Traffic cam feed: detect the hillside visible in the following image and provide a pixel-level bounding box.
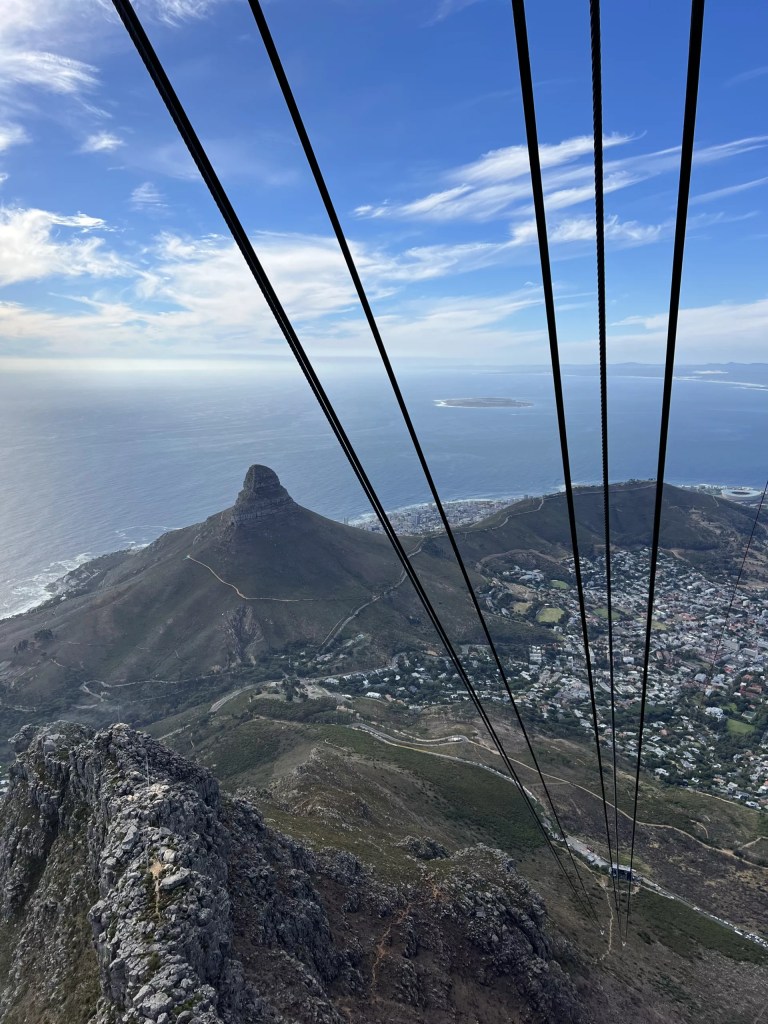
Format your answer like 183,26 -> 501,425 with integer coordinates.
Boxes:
0,466 -> 510,750
0,471 -> 762,760
144,689 -> 768,1024
2,716 -> 762,1024
1,474 -> 767,1022
1,712 -> 765,1024
450,481 -> 765,572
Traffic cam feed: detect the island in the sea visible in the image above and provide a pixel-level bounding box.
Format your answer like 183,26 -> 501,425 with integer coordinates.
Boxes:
434,397 -> 533,408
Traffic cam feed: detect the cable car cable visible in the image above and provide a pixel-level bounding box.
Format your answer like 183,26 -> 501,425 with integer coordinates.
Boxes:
247,0 -> 597,915
110,0 -> 598,922
510,0 -> 619,915
589,0 -> 623,931
625,0 -> 705,928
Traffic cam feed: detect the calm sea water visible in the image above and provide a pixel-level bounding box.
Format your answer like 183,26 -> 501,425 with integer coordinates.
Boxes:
1,360 -> 766,619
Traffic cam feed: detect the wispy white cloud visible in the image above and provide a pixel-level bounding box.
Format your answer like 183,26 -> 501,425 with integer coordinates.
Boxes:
0,0 -> 104,150
428,0 -> 486,26
0,276 -> 547,363
133,0 -> 226,25
141,232 -> 360,323
358,238 -> 509,280
356,134 -> 632,221
0,0 -> 221,148
9,287 -> 768,364
4,0 -> 222,38
690,176 -> 768,205
0,0 -> 71,42
82,131 -> 125,154
610,297 -> 768,362
0,0 -> 248,225
0,206 -> 131,286
359,290 -> 549,361
458,135 -> 626,186
0,231 -> 360,359
725,65 -> 768,88
131,182 -> 167,210
0,51 -> 98,97
0,123 -> 28,151
0,220 -> 662,361
128,136 -> 291,187
3,215 -> 768,363
134,141 -> 199,182
548,214 -> 662,246
503,213 -> 663,250
606,136 -> 768,181
355,134 -> 768,224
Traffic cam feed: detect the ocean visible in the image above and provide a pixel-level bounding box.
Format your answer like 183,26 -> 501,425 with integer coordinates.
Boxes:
1,360 -> 766,620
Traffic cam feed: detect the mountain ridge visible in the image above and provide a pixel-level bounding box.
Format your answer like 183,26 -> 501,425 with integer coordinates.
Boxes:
0,722 -> 594,1024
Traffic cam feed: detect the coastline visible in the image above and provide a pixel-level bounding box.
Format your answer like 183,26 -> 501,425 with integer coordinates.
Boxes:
350,480 -> 764,536
2,479 -> 761,622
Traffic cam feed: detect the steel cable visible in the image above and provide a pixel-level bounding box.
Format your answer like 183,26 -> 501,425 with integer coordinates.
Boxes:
111,0 -> 598,921
247,0 -> 598,917
625,0 -> 706,927
589,0 -> 623,931
510,0 -> 619,914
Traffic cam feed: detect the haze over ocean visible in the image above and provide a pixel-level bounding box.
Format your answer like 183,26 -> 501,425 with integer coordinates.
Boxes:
1,361 -> 766,620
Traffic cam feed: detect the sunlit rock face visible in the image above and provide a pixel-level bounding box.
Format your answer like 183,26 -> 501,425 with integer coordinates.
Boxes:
0,723 -> 591,1024
230,465 -> 297,527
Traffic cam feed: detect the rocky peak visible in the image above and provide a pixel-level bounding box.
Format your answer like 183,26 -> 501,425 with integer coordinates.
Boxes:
230,465 -> 296,528
0,724 -> 592,1024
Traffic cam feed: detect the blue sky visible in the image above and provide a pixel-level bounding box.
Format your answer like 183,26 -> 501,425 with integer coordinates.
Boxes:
0,0 -> 767,366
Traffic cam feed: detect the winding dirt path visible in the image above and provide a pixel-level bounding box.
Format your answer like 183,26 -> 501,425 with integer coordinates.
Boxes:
185,554 -> 318,602
319,539 -> 427,649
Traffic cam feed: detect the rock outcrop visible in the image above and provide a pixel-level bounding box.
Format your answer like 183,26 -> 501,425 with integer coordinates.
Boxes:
0,724 -> 593,1024
229,466 -> 297,528
396,836 -> 449,860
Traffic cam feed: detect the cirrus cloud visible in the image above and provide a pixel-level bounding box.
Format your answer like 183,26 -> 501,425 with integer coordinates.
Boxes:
82,131 -> 125,154
355,133 -> 768,223
0,123 -> 29,152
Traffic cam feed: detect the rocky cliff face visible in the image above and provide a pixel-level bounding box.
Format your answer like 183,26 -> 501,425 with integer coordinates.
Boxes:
230,466 -> 297,528
0,724 -> 593,1024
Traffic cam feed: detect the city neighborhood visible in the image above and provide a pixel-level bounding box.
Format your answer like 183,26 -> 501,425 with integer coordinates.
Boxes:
315,546 -> 768,809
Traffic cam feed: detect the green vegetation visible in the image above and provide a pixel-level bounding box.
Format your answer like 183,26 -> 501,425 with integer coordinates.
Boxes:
727,718 -> 755,736
537,606 -> 564,624
632,616 -> 669,631
633,889 -> 768,965
626,761 -> 763,849
550,579 -> 569,590
326,726 -> 544,856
